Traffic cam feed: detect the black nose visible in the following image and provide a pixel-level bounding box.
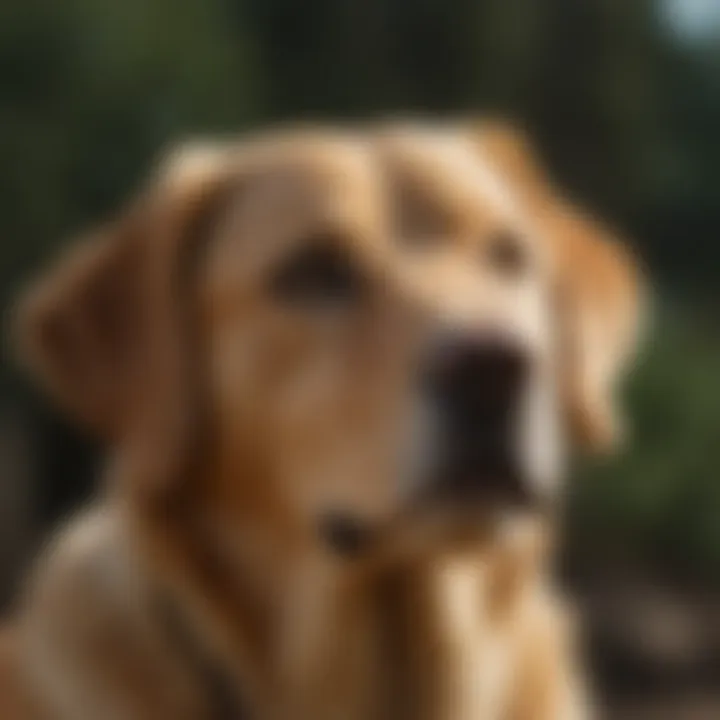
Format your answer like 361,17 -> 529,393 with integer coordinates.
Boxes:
425,333 -> 528,419
424,332 -> 529,494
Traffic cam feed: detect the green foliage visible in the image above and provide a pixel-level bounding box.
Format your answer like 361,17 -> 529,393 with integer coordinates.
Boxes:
569,306 -> 720,583
0,0 -> 261,296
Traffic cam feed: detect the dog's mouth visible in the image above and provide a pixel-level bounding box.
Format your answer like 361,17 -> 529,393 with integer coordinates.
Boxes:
427,407 -> 525,505
320,332 -> 540,559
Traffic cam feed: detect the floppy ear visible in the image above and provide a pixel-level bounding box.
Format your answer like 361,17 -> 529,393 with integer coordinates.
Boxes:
469,120 -> 647,452
13,142 -> 236,490
547,205 -> 645,451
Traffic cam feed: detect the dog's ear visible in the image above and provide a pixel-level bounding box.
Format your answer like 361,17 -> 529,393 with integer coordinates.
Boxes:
468,121 -> 647,452
14,142 -> 236,489
15,225 -> 140,437
547,206 -> 645,452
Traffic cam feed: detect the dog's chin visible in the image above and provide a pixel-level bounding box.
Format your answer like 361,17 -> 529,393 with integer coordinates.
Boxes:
393,467 -> 538,546
320,466 -> 537,564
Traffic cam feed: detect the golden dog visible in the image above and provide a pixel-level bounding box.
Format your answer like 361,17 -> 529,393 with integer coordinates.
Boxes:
3,121 -> 643,719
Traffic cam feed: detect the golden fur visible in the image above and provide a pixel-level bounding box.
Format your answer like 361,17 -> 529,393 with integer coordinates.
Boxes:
2,121 -> 644,719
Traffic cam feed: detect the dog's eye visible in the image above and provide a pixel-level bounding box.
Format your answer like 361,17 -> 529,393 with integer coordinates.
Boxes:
485,230 -> 528,278
270,239 -> 367,308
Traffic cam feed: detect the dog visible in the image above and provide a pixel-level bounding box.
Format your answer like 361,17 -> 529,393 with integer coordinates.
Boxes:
3,121 -> 644,719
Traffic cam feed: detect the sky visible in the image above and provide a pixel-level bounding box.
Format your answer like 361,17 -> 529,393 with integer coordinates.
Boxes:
664,0 -> 720,40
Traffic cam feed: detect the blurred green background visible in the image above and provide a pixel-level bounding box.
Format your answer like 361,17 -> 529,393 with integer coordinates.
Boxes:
0,0 -> 719,710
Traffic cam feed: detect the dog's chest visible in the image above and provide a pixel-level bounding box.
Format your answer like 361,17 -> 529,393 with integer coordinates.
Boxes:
273,543 -> 534,720
366,556 -> 522,720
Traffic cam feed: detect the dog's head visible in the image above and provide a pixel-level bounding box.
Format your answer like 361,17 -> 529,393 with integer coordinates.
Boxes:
14,125 -> 645,559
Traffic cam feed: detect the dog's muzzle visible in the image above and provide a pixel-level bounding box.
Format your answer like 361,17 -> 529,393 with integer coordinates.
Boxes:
422,331 -> 532,505
320,332 -> 542,559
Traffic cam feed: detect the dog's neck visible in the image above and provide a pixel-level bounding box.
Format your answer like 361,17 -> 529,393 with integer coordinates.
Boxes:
278,522 -> 547,720
128,490 -> 546,720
